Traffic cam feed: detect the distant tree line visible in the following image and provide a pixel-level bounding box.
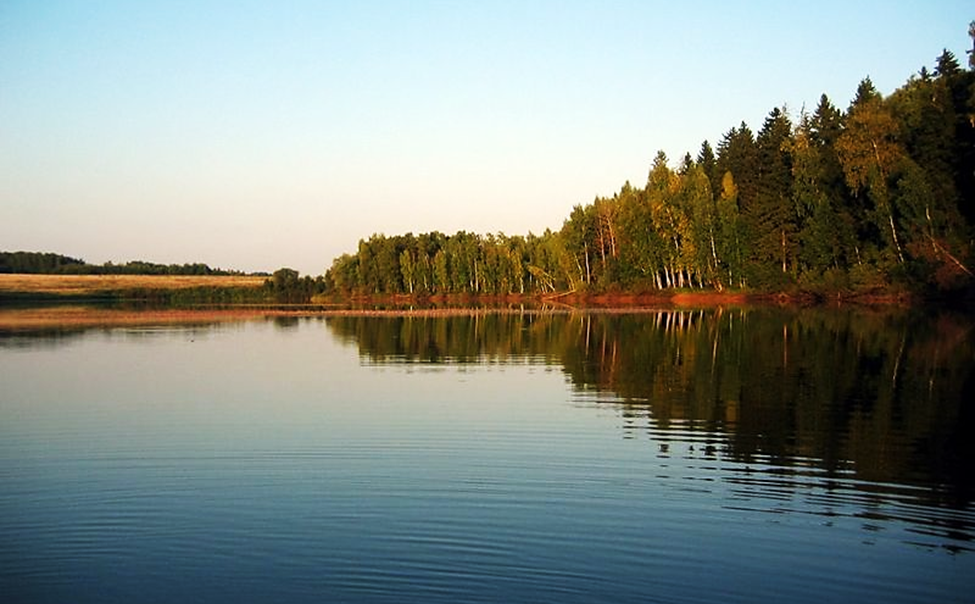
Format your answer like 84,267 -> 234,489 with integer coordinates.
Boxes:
263,267 -> 326,303
0,252 -> 86,274
326,37 -> 975,298
326,230 -> 570,296
0,251 -> 253,277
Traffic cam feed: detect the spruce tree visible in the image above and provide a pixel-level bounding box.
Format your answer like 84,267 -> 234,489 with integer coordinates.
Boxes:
751,107 -> 796,282
696,140 -> 719,200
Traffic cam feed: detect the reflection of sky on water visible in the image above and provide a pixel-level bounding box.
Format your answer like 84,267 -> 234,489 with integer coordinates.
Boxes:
1,314 -> 973,604
1,319 -> 589,458
329,309 -> 975,553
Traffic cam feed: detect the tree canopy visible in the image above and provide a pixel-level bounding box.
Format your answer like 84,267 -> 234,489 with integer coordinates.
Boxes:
326,28 -> 975,299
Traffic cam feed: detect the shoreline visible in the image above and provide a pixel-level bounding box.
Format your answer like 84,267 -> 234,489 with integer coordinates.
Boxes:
0,273 -> 934,331
0,292 -> 917,332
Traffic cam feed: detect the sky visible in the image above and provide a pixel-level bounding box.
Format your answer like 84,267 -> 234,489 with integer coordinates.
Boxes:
1,1 -> 972,275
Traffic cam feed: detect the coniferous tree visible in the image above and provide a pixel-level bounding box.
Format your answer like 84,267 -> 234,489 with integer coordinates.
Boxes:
751,107 -> 797,282
809,94 -> 859,271
697,140 -> 719,199
716,123 -> 760,205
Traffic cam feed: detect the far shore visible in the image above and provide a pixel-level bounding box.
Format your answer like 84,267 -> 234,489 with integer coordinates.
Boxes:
0,272 -> 925,331
0,296 -> 746,331
0,296 -> 916,332
0,273 -> 266,296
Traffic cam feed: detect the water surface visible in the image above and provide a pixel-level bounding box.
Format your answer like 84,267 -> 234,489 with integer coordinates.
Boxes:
1,308 -> 972,602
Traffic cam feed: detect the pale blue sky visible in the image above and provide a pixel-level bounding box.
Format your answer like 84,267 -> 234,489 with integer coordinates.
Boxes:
1,1 -> 971,274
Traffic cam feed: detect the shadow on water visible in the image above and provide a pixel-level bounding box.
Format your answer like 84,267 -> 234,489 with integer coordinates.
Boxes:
325,306 -> 975,550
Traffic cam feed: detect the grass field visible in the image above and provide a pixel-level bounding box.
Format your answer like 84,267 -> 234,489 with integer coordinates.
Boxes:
0,273 -> 267,296
0,274 -> 273,330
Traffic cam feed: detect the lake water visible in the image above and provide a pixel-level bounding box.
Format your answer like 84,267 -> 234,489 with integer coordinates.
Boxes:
1,307 -> 973,603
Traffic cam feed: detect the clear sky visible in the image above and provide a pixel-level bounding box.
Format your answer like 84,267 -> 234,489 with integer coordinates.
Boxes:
1,1 -> 971,275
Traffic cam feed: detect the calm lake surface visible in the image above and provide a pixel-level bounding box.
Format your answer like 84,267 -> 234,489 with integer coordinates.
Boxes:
1,307 -> 973,603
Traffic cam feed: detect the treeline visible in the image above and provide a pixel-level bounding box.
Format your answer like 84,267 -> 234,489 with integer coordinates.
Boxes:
327,231 -> 569,296
327,41 -> 975,298
0,251 -> 253,277
264,268 -> 327,303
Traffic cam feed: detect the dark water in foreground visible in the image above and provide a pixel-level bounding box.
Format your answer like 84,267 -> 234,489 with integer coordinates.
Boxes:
1,307 -> 973,603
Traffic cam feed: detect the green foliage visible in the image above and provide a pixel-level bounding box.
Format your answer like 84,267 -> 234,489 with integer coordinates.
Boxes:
322,28 -> 974,297
264,267 -> 325,303
0,251 -> 247,276
325,230 -> 569,297
0,251 -> 86,273
751,107 -> 797,275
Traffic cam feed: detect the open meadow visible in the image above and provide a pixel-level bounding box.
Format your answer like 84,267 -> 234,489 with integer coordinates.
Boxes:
0,274 -> 272,330
0,273 -> 266,297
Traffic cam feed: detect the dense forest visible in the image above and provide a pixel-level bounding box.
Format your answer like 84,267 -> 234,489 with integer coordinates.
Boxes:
326,37 -> 975,300
0,251 -> 254,277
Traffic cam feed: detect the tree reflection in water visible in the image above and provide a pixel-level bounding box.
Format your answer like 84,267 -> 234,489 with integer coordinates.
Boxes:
326,306 -> 974,549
